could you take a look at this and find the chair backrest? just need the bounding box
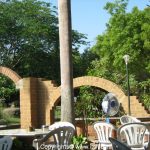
[93,122,116,144]
[120,115,141,125]
[118,122,148,149]
[0,136,12,150]
[33,122,75,150]
[109,137,131,150]
[49,121,75,130]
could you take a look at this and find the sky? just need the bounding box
[44,0,149,52]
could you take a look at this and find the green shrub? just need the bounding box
[72,134,88,150]
[3,107,20,117]
[141,94,150,111]
[0,102,20,125]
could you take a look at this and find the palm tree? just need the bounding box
[58,0,74,123]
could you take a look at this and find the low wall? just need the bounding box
[75,117,150,139]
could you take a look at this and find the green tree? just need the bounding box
[0,0,59,78]
[75,86,105,119]
[0,0,88,106]
[88,0,150,109]
[0,0,87,82]
[0,75,17,105]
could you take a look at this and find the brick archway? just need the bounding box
[45,76,127,124]
[0,66,22,85]
[20,76,149,128]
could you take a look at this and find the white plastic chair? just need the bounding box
[120,115,141,125]
[33,122,75,150]
[48,121,75,130]
[120,115,149,148]
[93,122,116,150]
[118,122,149,150]
[0,136,12,150]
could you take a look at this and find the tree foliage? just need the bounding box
[0,75,17,105]
[88,0,150,110]
[0,0,87,103]
[0,0,87,81]
[75,86,105,118]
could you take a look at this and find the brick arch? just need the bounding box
[46,76,127,124]
[0,66,22,84]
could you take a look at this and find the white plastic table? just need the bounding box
[0,128,49,137]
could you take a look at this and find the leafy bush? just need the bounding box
[139,80,150,111]
[0,103,20,125]
[141,94,150,111]
[3,107,20,117]
[72,134,88,150]
[75,86,105,118]
[0,75,18,105]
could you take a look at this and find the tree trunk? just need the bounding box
[58,0,74,123]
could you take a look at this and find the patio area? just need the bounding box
[0,116,149,150]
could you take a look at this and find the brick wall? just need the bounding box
[0,66,21,83]
[20,78,57,129]
[20,78,39,128]
[19,76,150,129]
[0,66,149,130]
